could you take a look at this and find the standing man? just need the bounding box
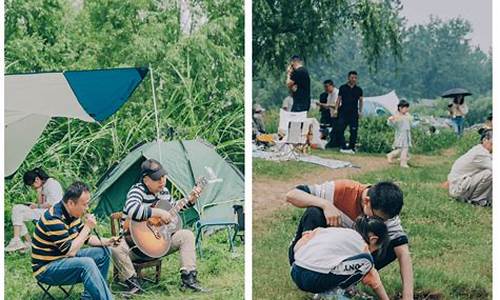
[111,159,207,294]
[316,80,340,146]
[287,55,311,112]
[32,182,116,300]
[336,71,363,154]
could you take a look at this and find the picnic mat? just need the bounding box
[253,147,352,170]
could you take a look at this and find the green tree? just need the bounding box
[252,0,403,75]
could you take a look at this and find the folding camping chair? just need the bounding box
[194,201,240,257]
[36,281,75,300]
[279,120,310,159]
[110,212,162,284]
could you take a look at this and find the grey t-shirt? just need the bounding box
[448,144,492,183]
[42,178,64,205]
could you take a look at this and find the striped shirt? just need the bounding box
[31,201,87,276]
[120,182,174,234]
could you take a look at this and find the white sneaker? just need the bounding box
[5,238,27,252]
[340,149,355,154]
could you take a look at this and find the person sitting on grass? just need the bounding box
[286,180,413,300]
[291,216,390,300]
[447,129,492,207]
[386,99,413,168]
[5,168,63,252]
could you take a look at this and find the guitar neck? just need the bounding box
[167,177,207,216]
[169,198,190,215]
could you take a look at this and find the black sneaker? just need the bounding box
[124,276,142,295]
[180,270,209,292]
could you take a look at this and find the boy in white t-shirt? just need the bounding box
[6,168,63,252]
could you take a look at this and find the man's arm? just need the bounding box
[87,235,120,247]
[36,188,44,205]
[286,66,295,88]
[358,96,364,116]
[394,244,414,300]
[66,221,93,257]
[285,188,342,227]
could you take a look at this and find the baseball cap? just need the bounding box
[141,159,167,181]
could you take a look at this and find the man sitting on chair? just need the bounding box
[32,181,117,300]
[110,158,207,294]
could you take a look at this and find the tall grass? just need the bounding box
[5,0,244,214]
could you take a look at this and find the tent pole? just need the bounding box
[149,65,162,161]
[68,120,71,156]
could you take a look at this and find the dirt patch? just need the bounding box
[253,153,445,220]
[253,155,385,219]
[392,291,444,300]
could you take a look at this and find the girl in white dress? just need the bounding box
[387,100,413,168]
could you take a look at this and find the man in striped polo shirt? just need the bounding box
[32,182,117,300]
[110,159,206,294]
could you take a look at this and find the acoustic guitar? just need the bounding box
[123,177,207,259]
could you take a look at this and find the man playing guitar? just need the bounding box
[110,159,207,294]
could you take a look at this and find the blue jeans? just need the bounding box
[452,116,465,136]
[36,247,112,300]
[291,253,373,293]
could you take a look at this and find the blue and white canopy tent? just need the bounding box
[5,67,148,177]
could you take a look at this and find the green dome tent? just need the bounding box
[92,139,244,227]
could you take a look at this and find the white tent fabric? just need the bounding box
[6,73,94,121]
[5,67,148,177]
[364,90,400,115]
[5,73,96,176]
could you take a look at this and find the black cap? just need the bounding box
[290,55,302,61]
[141,159,167,181]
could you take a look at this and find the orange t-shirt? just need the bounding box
[332,179,369,221]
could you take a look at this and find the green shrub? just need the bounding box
[261,109,460,154]
[358,117,458,154]
[456,130,482,155]
[5,0,244,210]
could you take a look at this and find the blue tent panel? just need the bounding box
[64,67,148,122]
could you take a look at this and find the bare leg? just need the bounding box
[400,147,409,168]
[387,149,401,163]
[24,233,32,242]
[13,225,21,239]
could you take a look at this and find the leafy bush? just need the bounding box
[261,109,460,154]
[5,0,244,212]
[455,130,482,155]
[357,117,458,154]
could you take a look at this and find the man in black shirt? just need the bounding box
[286,55,311,112]
[335,71,363,153]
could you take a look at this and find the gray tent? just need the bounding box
[92,139,244,227]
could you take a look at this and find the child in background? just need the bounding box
[290,216,390,300]
[387,99,413,168]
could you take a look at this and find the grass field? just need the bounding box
[253,146,491,299]
[4,228,244,299]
